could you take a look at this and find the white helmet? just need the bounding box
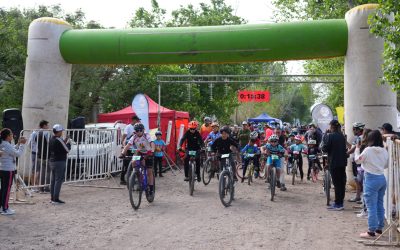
[268,134,279,142]
[250,131,258,139]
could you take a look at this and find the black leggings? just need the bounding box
[290,156,304,179]
[0,170,14,211]
[184,152,200,178]
[307,159,322,178]
[153,156,163,175]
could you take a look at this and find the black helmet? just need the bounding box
[155,130,162,136]
[220,126,231,134]
[133,123,145,132]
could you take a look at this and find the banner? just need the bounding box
[132,94,149,132]
[311,103,333,133]
[336,106,344,125]
[238,90,270,102]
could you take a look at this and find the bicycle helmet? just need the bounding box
[352,122,365,129]
[133,123,145,132]
[188,121,198,129]
[308,123,316,128]
[250,131,258,139]
[220,125,231,134]
[204,117,211,123]
[155,131,162,136]
[289,133,295,137]
[242,121,248,125]
[269,134,279,142]
[294,135,302,141]
[211,122,219,128]
[308,139,316,145]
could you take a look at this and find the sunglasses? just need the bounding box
[135,129,144,132]
[270,140,278,143]
[189,128,196,130]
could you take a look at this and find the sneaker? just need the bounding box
[327,203,338,210]
[357,210,368,218]
[52,199,65,204]
[184,177,189,182]
[197,176,201,182]
[241,178,244,183]
[307,176,310,181]
[280,184,287,191]
[1,209,15,215]
[348,197,361,202]
[159,174,164,177]
[276,181,281,188]
[328,204,344,211]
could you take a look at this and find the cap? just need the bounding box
[380,123,393,132]
[132,115,141,121]
[53,124,64,132]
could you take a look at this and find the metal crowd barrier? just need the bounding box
[17,128,123,190]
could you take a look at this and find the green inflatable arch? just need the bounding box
[60,19,348,65]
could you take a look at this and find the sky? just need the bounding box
[1,0,303,73]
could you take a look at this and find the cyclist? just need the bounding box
[288,135,307,181]
[346,122,365,202]
[304,123,322,146]
[306,139,322,180]
[240,138,260,182]
[120,123,155,195]
[211,126,239,181]
[205,122,221,147]
[200,117,213,141]
[120,115,140,185]
[262,135,285,188]
[274,127,288,191]
[179,121,204,182]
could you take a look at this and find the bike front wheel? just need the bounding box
[189,161,195,196]
[270,167,276,201]
[129,170,142,210]
[291,161,297,185]
[202,159,212,186]
[219,171,233,207]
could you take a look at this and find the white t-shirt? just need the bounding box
[124,124,135,139]
[128,133,152,153]
[355,146,388,175]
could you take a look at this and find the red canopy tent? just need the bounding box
[98,95,189,160]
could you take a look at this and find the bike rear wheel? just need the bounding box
[270,167,276,201]
[202,159,212,186]
[129,170,142,210]
[324,169,331,206]
[189,162,195,196]
[219,171,233,207]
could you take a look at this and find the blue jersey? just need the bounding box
[289,143,307,154]
[264,143,285,155]
[241,144,260,156]
[206,131,221,146]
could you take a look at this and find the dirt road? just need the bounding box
[0,171,379,250]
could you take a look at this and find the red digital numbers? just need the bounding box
[238,90,270,102]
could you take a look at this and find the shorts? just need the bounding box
[356,169,364,183]
[266,156,281,168]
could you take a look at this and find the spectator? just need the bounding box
[27,120,49,190]
[0,128,26,215]
[304,123,322,146]
[120,115,141,185]
[231,125,240,144]
[49,124,71,204]
[36,127,51,193]
[379,123,400,140]
[200,117,212,141]
[153,131,166,177]
[321,120,348,211]
[355,130,388,238]
[238,121,251,149]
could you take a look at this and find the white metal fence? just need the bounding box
[17,128,123,189]
[382,138,400,244]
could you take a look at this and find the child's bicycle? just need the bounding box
[308,154,320,183]
[125,153,155,210]
[244,153,256,185]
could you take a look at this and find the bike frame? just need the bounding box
[132,155,148,190]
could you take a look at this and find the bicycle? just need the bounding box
[258,154,267,179]
[291,151,301,185]
[309,154,319,183]
[187,150,198,196]
[128,154,155,210]
[219,153,235,207]
[322,154,331,206]
[244,153,256,185]
[268,154,280,201]
[202,147,219,186]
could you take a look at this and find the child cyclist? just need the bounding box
[211,126,239,181]
[121,123,155,195]
[241,138,260,183]
[262,135,285,188]
[205,122,221,147]
[288,135,307,181]
[306,139,322,180]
